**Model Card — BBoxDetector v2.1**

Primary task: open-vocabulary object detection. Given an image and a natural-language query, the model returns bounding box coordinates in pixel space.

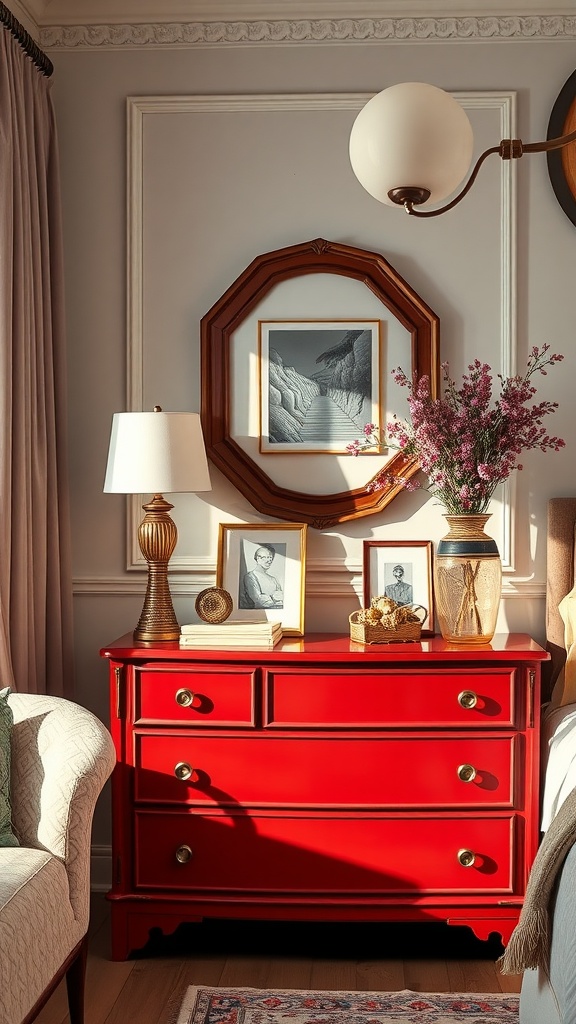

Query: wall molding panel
[127,91,516,573]
[41,16,576,49]
[91,845,112,893]
[73,574,545,600]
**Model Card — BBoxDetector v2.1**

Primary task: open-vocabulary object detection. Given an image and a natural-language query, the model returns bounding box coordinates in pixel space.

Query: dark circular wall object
[547,69,576,228]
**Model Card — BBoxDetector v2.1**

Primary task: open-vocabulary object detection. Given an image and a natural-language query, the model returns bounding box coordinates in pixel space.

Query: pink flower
[346,439,362,455]
[347,345,565,514]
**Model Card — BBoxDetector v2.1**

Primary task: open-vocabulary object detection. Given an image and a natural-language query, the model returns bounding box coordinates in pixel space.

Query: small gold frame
[217,522,307,636]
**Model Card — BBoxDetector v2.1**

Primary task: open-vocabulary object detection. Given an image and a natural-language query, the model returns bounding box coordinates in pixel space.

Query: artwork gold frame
[363,539,434,636]
[216,522,307,636]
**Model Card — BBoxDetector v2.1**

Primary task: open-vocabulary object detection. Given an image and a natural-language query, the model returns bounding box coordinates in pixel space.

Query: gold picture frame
[216,522,307,636]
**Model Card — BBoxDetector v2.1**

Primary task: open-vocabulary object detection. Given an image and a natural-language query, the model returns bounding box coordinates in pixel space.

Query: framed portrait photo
[258,319,381,453]
[216,523,307,635]
[363,540,434,636]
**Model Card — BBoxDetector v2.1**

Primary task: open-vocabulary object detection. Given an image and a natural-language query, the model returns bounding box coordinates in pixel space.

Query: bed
[517,496,576,1023]
[540,497,576,830]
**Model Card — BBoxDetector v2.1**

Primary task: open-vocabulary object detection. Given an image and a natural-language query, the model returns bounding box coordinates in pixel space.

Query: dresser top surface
[101,632,548,664]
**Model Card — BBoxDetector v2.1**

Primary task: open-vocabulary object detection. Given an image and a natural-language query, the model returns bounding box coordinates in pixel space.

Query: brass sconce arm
[395,126,576,217]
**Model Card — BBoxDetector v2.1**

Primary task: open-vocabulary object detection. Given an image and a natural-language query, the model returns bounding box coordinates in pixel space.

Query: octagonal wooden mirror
[201,238,439,529]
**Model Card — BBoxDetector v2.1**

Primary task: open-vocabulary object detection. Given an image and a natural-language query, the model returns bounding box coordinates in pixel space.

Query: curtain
[0,25,74,695]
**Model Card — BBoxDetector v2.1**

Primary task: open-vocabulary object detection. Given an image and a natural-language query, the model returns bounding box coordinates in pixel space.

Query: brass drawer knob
[458,690,478,710]
[457,763,477,783]
[175,844,193,864]
[174,762,193,781]
[457,848,476,868]
[175,688,195,707]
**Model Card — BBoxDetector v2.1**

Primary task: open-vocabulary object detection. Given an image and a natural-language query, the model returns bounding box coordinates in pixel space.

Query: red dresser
[101,632,547,961]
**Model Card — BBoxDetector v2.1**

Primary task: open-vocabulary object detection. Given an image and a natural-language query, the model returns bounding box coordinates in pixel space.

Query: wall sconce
[104,407,211,642]
[349,81,576,217]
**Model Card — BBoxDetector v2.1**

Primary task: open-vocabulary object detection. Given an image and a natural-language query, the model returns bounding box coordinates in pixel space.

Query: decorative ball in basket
[349,595,427,645]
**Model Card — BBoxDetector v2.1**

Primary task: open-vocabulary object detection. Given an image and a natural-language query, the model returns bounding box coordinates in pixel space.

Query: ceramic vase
[434,513,502,644]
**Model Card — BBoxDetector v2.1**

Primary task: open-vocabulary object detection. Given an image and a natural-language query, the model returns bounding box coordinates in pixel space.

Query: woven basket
[195,587,233,624]
[349,605,427,645]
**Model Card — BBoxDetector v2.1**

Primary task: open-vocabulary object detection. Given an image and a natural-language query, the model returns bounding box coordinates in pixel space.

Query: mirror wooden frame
[200,237,440,529]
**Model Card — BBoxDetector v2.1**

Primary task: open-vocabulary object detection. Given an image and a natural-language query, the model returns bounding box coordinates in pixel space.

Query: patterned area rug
[173,986,519,1024]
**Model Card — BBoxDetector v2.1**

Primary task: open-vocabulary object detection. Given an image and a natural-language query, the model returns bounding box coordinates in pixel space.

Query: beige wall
[48,33,575,865]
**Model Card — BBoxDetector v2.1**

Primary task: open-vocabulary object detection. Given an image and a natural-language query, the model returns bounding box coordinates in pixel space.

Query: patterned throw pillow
[0,687,19,847]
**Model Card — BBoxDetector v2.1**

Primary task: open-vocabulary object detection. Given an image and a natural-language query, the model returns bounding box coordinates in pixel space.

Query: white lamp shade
[349,82,474,207]
[104,411,211,494]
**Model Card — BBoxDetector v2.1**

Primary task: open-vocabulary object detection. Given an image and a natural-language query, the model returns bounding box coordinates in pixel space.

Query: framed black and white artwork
[259,319,381,453]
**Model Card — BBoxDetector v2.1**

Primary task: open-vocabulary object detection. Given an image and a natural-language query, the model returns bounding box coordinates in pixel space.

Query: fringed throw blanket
[500,784,576,974]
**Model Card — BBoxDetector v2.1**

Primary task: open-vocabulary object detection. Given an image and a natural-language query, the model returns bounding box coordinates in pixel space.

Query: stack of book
[179,619,283,649]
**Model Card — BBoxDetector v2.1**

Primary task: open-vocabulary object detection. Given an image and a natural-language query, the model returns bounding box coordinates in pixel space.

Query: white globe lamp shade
[349,82,474,208]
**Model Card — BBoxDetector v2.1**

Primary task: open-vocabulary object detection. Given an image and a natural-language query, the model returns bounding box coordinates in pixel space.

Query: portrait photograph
[258,318,382,453]
[363,540,434,636]
[217,522,307,635]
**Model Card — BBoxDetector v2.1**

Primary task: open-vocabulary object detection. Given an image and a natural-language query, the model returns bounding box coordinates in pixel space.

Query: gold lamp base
[134,494,180,642]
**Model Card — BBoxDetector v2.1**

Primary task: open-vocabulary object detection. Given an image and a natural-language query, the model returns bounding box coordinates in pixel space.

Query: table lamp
[104,406,211,642]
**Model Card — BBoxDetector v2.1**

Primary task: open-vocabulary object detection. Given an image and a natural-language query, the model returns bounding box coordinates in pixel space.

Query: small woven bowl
[195,587,233,624]
[349,605,427,645]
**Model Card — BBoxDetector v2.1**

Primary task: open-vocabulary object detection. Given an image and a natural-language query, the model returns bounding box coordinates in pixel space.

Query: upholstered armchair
[0,692,115,1024]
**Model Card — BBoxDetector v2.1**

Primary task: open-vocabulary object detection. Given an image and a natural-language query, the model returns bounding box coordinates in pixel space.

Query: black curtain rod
[0,1,53,77]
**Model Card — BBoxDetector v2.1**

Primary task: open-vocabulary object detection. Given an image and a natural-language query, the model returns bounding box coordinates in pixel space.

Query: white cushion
[0,847,83,1023]
[541,702,576,831]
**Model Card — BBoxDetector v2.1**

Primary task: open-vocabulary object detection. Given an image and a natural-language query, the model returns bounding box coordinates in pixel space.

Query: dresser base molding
[107,894,522,960]
[102,632,547,961]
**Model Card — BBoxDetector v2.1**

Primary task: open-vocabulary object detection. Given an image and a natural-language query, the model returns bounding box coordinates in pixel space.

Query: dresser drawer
[133,666,256,726]
[134,732,517,808]
[134,810,515,894]
[265,669,516,728]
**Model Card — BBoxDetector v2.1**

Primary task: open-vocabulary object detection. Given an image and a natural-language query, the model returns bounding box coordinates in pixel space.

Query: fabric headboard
[546,497,576,699]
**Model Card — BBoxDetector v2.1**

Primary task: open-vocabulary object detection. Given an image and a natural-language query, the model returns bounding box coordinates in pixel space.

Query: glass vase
[434,514,502,644]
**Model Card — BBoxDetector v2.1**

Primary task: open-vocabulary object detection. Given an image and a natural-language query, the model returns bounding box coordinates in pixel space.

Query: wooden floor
[35,894,522,1024]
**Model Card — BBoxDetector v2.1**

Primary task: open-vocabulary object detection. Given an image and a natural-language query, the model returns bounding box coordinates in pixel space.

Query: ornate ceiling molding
[39,15,576,48]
